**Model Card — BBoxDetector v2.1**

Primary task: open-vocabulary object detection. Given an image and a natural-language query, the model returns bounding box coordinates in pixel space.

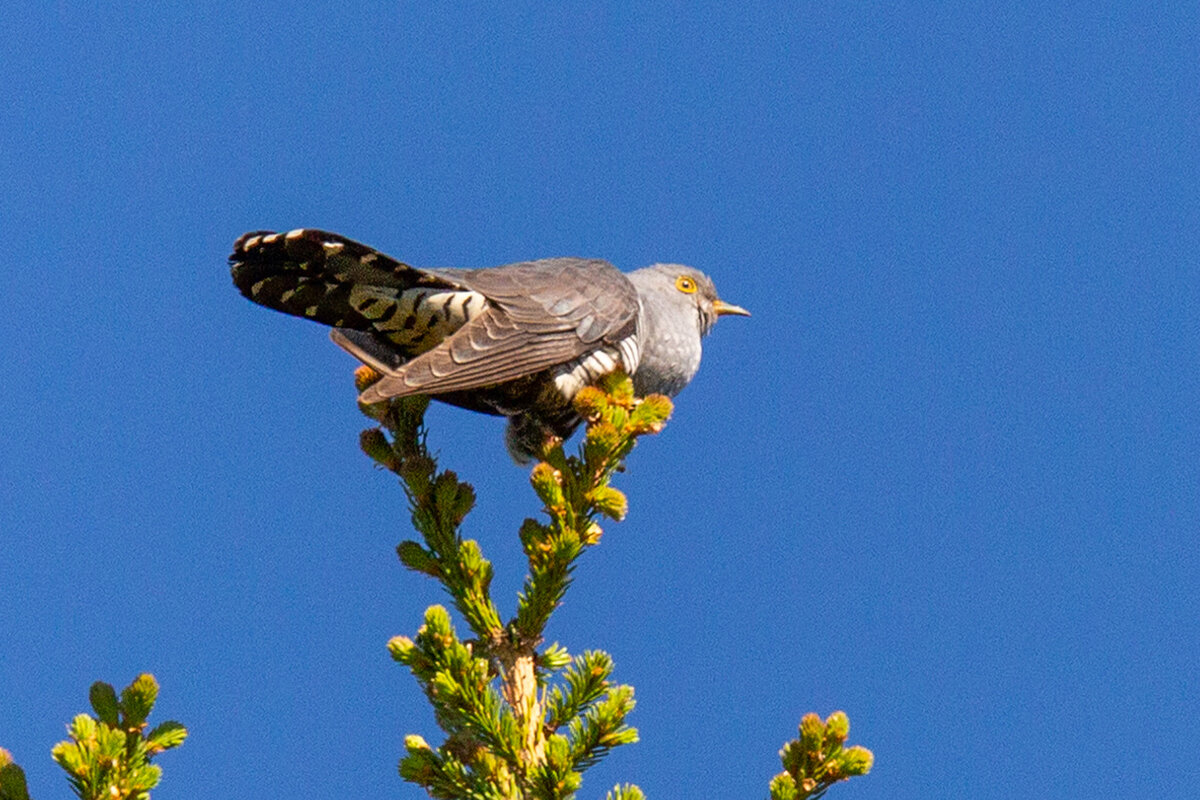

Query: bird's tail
[229,228,440,333]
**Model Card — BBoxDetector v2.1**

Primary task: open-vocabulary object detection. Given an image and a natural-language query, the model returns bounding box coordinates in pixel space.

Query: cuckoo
[230,229,749,461]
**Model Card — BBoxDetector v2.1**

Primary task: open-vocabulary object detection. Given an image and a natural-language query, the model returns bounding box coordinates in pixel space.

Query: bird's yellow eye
[675,275,697,294]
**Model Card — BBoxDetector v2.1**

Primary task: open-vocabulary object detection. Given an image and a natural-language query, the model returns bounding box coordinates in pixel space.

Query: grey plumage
[230,228,748,461]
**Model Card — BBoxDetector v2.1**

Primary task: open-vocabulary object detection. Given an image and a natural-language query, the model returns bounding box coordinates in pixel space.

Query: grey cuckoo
[230,229,749,461]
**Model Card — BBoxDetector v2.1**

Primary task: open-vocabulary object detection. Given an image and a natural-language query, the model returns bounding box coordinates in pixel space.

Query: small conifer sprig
[46,674,187,800]
[769,712,873,800]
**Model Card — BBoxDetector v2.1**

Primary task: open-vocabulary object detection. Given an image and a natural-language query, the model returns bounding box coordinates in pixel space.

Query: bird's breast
[631,330,702,398]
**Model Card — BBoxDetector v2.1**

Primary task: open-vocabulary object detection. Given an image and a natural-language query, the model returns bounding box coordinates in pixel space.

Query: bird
[230,228,749,462]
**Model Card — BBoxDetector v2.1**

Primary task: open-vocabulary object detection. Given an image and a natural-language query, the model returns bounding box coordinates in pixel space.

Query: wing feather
[426,258,639,343]
[359,308,613,403]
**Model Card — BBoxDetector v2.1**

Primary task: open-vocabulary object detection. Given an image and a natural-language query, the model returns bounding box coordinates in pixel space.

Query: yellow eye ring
[675,275,698,294]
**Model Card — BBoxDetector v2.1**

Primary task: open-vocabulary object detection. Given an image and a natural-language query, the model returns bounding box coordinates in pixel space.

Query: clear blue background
[2,3,1196,798]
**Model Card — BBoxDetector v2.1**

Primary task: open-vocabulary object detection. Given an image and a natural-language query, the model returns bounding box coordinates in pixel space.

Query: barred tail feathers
[230,229,484,354]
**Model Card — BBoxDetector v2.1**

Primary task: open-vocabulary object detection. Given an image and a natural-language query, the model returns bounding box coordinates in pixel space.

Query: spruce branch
[769,712,873,800]
[357,368,503,643]
[0,749,31,800]
[563,684,638,771]
[358,367,872,800]
[543,651,614,732]
[604,785,645,800]
[46,674,186,800]
[361,370,664,798]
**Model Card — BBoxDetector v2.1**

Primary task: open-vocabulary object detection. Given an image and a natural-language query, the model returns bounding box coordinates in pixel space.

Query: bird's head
[635,264,751,337]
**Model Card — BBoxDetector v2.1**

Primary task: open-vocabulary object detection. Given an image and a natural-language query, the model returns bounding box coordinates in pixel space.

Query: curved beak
[713,299,751,318]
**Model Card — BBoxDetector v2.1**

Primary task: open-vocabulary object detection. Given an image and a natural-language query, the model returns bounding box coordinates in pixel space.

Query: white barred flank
[552,334,641,399]
[617,335,641,378]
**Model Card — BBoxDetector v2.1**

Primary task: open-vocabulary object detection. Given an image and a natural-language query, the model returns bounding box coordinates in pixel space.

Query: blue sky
[2,2,1197,798]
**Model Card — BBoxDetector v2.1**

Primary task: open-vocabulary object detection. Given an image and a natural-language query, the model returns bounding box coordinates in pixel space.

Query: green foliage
[770,712,873,800]
[357,366,871,800]
[47,674,186,800]
[563,684,638,770]
[604,785,645,800]
[6,367,872,800]
[0,749,31,800]
[360,370,664,799]
[543,652,614,731]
